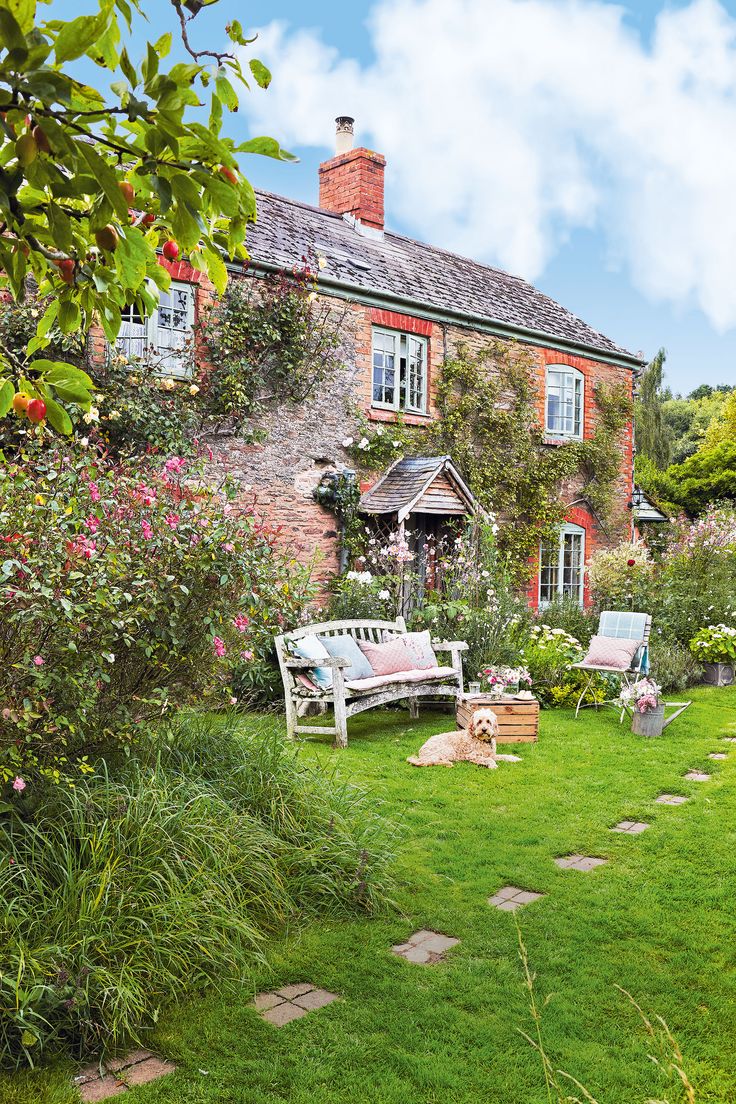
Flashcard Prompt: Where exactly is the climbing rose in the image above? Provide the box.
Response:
[12,777,26,792]
[627,558,636,567]
[213,637,227,658]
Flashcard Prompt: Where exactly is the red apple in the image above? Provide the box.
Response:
[219,165,238,186]
[26,398,47,424]
[55,257,75,284]
[162,239,179,261]
[95,225,119,252]
[12,392,30,416]
[32,125,50,154]
[118,180,135,204]
[142,212,156,227]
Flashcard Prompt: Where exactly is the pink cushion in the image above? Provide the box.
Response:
[582,635,640,670]
[346,666,457,692]
[357,637,417,676]
[383,630,438,670]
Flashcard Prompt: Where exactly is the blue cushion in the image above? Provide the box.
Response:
[318,634,374,681]
[292,634,333,690]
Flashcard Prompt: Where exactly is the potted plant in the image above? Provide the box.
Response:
[689,625,736,687]
[480,665,533,698]
[620,678,665,736]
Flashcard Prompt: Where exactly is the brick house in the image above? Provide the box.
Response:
[116,118,643,609]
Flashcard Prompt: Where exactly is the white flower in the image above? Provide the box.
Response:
[392,440,400,448]
[342,437,354,448]
[307,291,317,303]
[83,406,100,424]
[357,437,369,450]
[378,589,391,601]
[108,410,121,420]
[317,254,327,270]
[189,384,200,396]
[79,436,89,448]
[375,426,384,436]
[491,523,499,534]
[104,653,115,663]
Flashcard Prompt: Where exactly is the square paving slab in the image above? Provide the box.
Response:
[655,794,689,805]
[251,985,339,1026]
[709,753,727,760]
[392,930,460,964]
[684,770,710,782]
[721,737,736,743]
[489,885,545,910]
[554,854,607,872]
[610,821,650,834]
[75,1050,175,1101]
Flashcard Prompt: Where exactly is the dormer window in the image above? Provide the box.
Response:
[545,366,584,438]
[372,327,427,414]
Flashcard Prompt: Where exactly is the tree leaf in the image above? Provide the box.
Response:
[249,59,272,89]
[55,12,107,63]
[0,380,15,418]
[44,396,73,435]
[237,136,298,163]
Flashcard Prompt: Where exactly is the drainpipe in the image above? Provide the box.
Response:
[338,469,356,574]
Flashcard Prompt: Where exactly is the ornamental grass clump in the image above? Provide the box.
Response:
[0,716,395,1069]
[0,447,312,789]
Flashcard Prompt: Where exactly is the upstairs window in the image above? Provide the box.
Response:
[539,523,586,607]
[372,327,427,414]
[114,281,195,378]
[545,366,584,438]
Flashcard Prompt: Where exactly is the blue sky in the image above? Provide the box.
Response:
[50,0,736,394]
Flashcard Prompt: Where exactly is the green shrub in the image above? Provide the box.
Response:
[533,598,597,647]
[520,624,613,707]
[688,624,736,664]
[0,716,395,1068]
[649,640,703,693]
[0,448,311,787]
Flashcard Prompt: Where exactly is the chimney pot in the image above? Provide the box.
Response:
[335,115,354,155]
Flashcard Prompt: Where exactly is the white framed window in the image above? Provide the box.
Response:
[539,523,586,607]
[545,366,584,438]
[115,281,195,378]
[371,327,427,414]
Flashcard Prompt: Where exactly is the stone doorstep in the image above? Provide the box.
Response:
[709,753,727,760]
[554,854,608,872]
[392,930,460,965]
[76,1050,176,1102]
[610,821,650,834]
[489,886,545,910]
[655,794,689,805]
[721,737,736,743]
[684,771,711,782]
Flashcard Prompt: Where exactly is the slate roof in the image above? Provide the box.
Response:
[243,189,640,365]
[359,456,477,520]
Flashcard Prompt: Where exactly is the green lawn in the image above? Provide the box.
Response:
[7,688,736,1103]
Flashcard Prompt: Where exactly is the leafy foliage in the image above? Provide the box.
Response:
[0,714,395,1067]
[196,267,345,430]
[634,347,670,468]
[0,0,293,426]
[0,446,309,787]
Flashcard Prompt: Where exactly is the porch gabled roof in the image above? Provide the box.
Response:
[358,456,478,523]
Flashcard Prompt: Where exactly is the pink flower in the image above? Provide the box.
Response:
[164,513,180,530]
[223,542,235,553]
[213,636,227,658]
[33,655,44,666]
[229,696,238,705]
[233,613,250,633]
[12,777,26,792]
[85,514,99,534]
[88,481,101,503]
[141,520,154,541]
[240,650,254,661]
[164,456,186,474]
[189,534,201,547]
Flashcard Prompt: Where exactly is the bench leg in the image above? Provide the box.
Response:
[333,673,348,748]
[409,698,419,720]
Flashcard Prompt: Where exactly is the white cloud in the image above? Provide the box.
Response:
[243,0,736,331]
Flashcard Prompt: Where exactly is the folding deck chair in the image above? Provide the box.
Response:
[572,610,651,720]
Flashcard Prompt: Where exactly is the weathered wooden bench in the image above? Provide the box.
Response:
[275,616,467,748]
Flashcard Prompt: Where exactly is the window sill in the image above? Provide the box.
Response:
[369,407,433,427]
[543,434,583,446]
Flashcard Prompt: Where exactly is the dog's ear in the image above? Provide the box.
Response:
[467,712,476,739]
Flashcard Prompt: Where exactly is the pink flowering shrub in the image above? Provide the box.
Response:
[0,447,314,788]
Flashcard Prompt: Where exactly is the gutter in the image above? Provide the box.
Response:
[226,259,645,372]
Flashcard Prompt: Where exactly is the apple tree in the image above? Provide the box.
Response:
[0,0,293,433]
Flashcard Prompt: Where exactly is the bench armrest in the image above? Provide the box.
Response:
[432,640,469,653]
[284,656,350,669]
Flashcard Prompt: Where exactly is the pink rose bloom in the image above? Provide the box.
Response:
[240,650,254,661]
[229,696,238,705]
[141,520,154,541]
[33,655,44,666]
[233,613,250,633]
[164,513,180,530]
[12,777,26,792]
[213,636,227,658]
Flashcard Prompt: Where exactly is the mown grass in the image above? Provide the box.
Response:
[6,687,736,1103]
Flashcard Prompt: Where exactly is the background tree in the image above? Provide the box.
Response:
[0,0,293,432]
[634,347,670,469]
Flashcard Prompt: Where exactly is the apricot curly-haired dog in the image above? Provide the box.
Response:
[407,707,500,768]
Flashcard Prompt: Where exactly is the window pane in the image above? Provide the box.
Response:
[547,368,582,436]
[116,303,146,359]
[155,285,192,374]
[539,542,559,604]
[372,331,396,405]
[407,336,425,411]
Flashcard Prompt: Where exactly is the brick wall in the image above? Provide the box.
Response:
[318,148,386,230]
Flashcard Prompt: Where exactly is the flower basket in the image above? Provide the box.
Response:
[631,702,665,737]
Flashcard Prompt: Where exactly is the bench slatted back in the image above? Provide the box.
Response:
[275,617,408,691]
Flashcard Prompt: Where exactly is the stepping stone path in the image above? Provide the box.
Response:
[75,1050,175,1101]
[252,984,339,1026]
[554,854,607,872]
[721,737,736,743]
[610,820,649,834]
[392,930,460,964]
[709,753,727,760]
[488,886,545,911]
[655,793,688,805]
[684,770,711,782]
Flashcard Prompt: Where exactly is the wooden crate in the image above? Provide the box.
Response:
[456,694,539,743]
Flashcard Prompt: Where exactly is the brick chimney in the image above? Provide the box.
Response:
[318,117,386,231]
